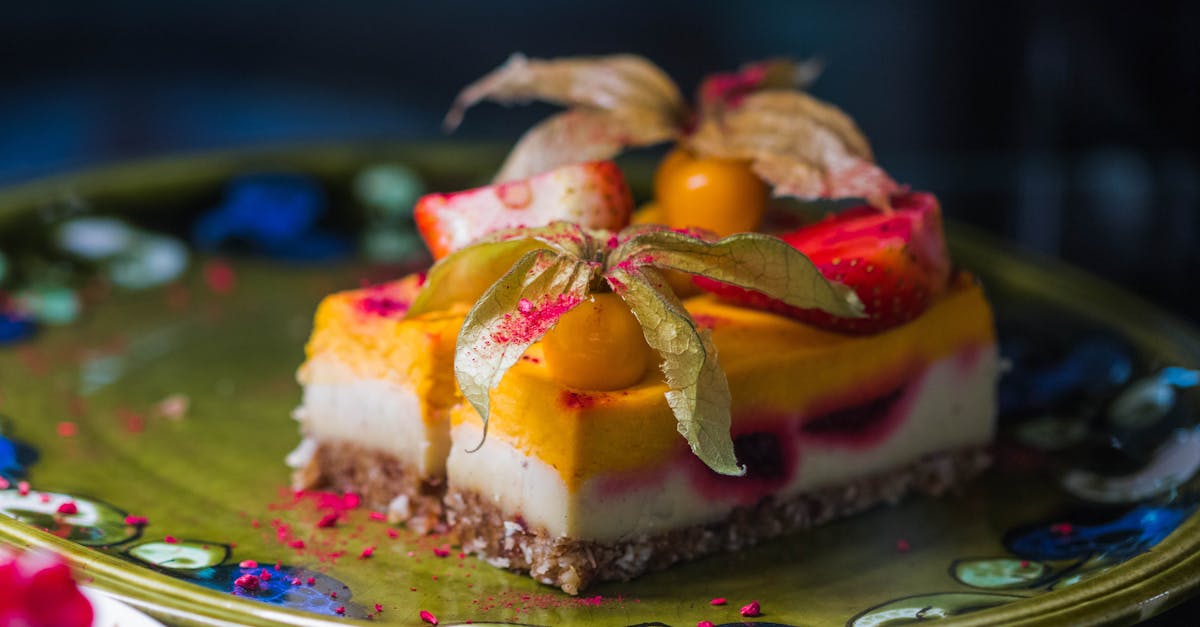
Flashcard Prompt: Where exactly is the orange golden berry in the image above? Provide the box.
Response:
[653,148,768,237]
[542,293,653,390]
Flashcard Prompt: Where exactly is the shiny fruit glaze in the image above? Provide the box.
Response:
[542,292,654,391]
[653,148,768,237]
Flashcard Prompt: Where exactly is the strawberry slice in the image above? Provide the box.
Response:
[414,161,633,259]
[695,192,951,334]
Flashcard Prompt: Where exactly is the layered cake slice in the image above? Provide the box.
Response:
[290,274,466,532]
[289,54,1000,594]
[445,276,995,593]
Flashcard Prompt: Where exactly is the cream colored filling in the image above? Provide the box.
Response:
[447,345,998,541]
[294,355,450,477]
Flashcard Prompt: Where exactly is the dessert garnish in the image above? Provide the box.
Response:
[695,192,952,333]
[0,548,93,627]
[415,161,633,260]
[407,221,863,475]
[445,53,899,209]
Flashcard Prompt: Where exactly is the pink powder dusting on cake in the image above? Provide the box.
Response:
[560,391,599,410]
[357,292,410,318]
[490,293,582,345]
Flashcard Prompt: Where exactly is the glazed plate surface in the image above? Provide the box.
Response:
[0,144,1197,626]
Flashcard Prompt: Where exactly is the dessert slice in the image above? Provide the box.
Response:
[289,274,466,531]
[444,277,996,593]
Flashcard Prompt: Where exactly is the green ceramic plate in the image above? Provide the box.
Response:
[0,143,1198,627]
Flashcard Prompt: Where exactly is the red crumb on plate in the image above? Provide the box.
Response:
[124,515,148,526]
[233,574,260,591]
[203,259,237,294]
[740,600,761,617]
[56,421,76,437]
[420,609,439,625]
[56,502,78,515]
[709,597,726,606]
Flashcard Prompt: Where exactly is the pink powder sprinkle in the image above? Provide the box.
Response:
[124,515,148,526]
[607,234,620,249]
[124,413,145,433]
[1020,560,1031,568]
[259,570,272,582]
[238,560,258,569]
[604,275,626,293]
[0,478,9,490]
[375,603,383,613]
[56,421,76,437]
[39,493,51,503]
[740,600,761,617]
[164,536,178,544]
[288,539,306,549]
[896,539,911,553]
[203,260,236,294]
[331,592,338,599]
[432,547,451,558]
[420,609,439,625]
[1050,523,1074,535]
[360,546,375,559]
[517,298,533,314]
[234,574,260,591]
[357,294,410,318]
[316,512,339,528]
[368,511,387,521]
[17,481,29,496]
[710,597,727,606]
[698,622,716,627]
[291,578,301,586]
[56,501,78,515]
[335,606,345,615]
[343,493,361,509]
[489,293,582,345]
[387,528,400,539]
[306,577,316,586]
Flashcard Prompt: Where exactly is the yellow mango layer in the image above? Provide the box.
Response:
[301,274,466,426]
[450,278,995,490]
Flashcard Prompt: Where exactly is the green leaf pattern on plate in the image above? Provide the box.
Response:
[0,489,139,547]
[126,539,230,571]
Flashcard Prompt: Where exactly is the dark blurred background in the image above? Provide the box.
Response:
[1,0,1197,321]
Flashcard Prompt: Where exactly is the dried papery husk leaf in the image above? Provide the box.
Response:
[407,222,592,318]
[689,90,900,206]
[697,57,823,114]
[751,151,901,209]
[445,53,687,131]
[607,264,742,477]
[614,229,864,319]
[495,108,679,183]
[455,249,596,447]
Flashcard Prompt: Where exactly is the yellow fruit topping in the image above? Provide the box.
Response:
[542,292,654,390]
[654,148,768,237]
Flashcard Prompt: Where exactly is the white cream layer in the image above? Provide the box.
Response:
[294,355,450,477]
[447,345,998,541]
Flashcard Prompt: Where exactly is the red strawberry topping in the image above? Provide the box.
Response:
[0,549,93,627]
[414,160,633,259]
[695,192,950,334]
